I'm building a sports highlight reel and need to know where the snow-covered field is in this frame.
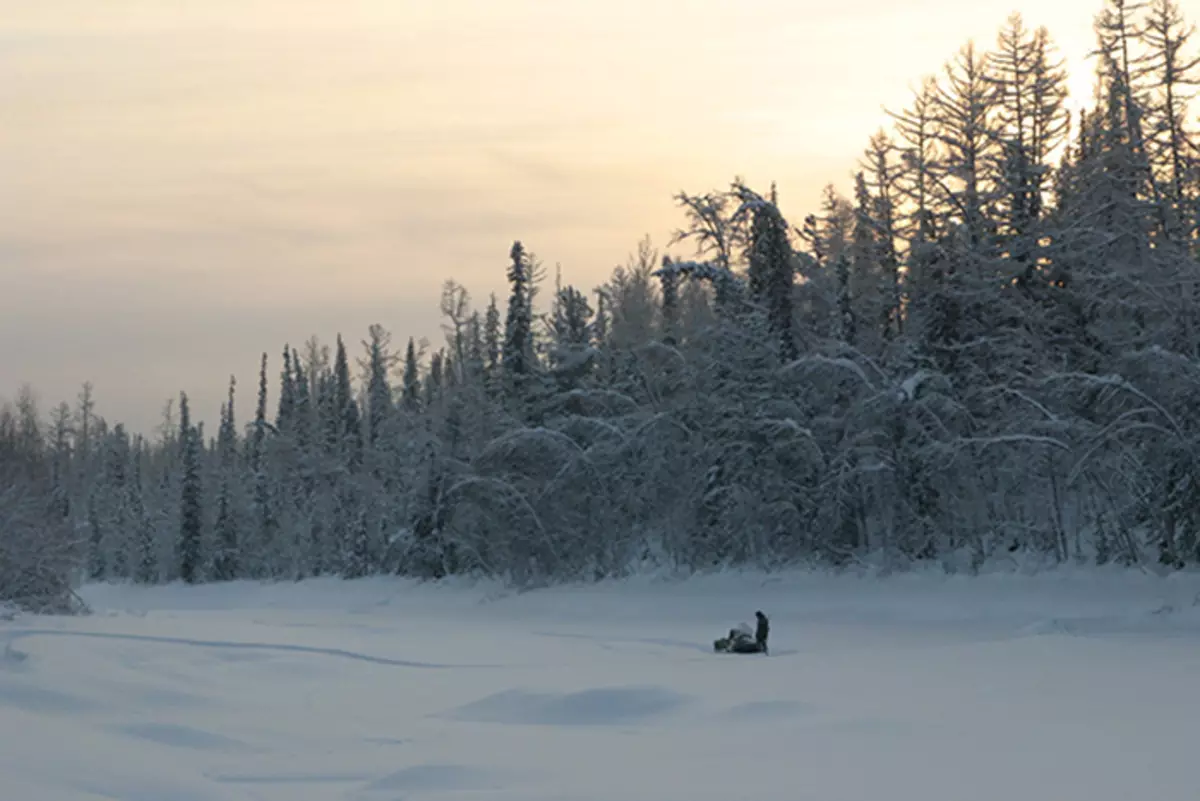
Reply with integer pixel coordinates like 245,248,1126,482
3,568,1200,801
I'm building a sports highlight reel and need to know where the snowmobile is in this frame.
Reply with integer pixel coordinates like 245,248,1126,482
713,622,766,654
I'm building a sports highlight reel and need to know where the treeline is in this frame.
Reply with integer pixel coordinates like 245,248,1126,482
3,0,1200,611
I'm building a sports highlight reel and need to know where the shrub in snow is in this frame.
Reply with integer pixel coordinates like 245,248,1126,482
0,482,87,615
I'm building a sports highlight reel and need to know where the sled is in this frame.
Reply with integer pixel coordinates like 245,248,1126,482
713,638,766,654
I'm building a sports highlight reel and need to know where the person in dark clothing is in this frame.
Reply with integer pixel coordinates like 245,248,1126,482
754,610,769,655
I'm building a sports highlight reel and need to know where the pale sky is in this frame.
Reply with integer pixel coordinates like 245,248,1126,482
2,0,1108,434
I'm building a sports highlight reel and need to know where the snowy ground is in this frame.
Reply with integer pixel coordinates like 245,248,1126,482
3,568,1200,801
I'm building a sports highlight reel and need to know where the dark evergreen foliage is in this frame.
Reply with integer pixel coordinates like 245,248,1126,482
176,393,203,584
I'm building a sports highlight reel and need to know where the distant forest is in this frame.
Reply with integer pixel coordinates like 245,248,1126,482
3,0,1199,611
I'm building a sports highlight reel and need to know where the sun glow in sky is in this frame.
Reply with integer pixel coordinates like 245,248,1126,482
2,0,1108,431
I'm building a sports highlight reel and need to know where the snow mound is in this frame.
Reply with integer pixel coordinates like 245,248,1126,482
1,641,29,668
361,763,513,794
446,685,691,726
114,722,248,751
0,682,97,714
1017,617,1080,636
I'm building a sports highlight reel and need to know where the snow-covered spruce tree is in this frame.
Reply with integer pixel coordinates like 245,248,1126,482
588,238,670,422
397,418,456,578
0,391,85,613
658,257,681,345
300,362,332,576
72,383,102,575
846,172,889,355
0,477,84,614
465,311,486,384
290,351,319,576
483,293,503,395
736,181,798,361
343,503,373,579
860,131,903,341
550,285,594,359
140,397,180,581
424,350,444,411
834,251,856,348
605,237,663,350
546,283,595,392
82,416,109,580
73,382,96,494
358,325,403,573
46,401,72,522
305,353,337,574
659,186,822,567
96,423,139,579
449,299,510,462
401,337,421,414
210,376,240,581
544,268,663,572
1049,55,1156,358
273,344,320,578
502,240,536,410
128,437,158,584
592,288,610,347
176,392,204,584
684,305,819,567
390,347,464,579
277,345,297,434
296,334,368,578
331,335,363,471
245,353,278,577
794,184,855,344
363,324,395,451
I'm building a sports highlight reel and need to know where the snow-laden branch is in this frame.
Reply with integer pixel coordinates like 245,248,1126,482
1041,372,1184,437
779,355,879,392
957,434,1072,452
